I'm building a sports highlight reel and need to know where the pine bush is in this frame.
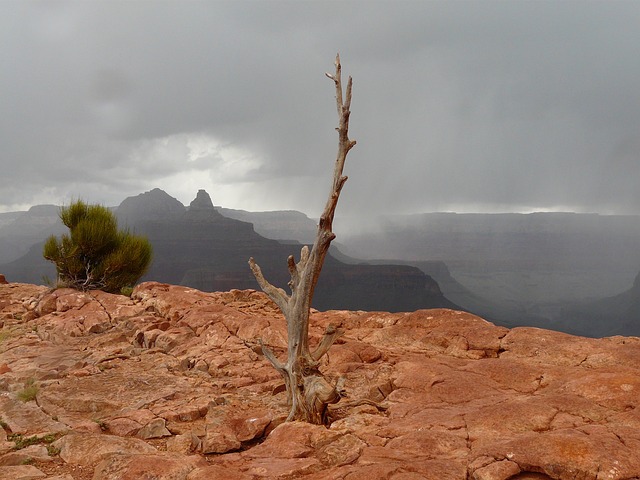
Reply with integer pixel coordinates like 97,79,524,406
43,200,152,293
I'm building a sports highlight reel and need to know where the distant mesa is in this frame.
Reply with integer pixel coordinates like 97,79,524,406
26,204,60,216
107,187,452,313
116,188,186,225
189,189,215,211
117,188,228,225
0,204,65,265
186,189,225,221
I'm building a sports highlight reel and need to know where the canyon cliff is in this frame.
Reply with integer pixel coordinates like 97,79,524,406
3,192,640,336
0,189,456,314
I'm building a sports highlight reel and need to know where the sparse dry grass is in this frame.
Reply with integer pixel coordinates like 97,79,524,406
16,378,39,402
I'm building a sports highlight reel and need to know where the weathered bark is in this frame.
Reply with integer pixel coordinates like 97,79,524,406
248,54,356,424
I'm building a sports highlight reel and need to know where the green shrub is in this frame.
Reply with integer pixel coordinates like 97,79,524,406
43,200,152,294
47,443,61,456
120,286,134,297
9,432,62,451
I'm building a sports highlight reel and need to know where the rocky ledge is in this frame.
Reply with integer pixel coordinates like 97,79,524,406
1,282,640,480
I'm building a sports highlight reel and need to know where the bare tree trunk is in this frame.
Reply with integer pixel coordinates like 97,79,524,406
248,54,356,424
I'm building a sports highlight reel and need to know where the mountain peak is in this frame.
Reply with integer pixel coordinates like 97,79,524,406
117,188,186,225
189,189,215,211
186,189,225,221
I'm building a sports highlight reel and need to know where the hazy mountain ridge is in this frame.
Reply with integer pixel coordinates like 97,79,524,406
0,189,455,314
341,212,640,282
0,211,22,228
2,193,639,336
338,212,640,336
0,205,65,265
560,271,640,337
217,207,318,244
117,187,186,224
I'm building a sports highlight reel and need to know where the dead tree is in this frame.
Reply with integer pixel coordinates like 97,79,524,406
248,55,356,424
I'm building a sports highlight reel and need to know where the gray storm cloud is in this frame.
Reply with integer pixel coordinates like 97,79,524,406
1,0,639,217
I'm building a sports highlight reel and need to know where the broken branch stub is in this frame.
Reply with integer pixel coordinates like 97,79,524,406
248,54,356,424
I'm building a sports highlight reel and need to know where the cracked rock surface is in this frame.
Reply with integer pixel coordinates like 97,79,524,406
1,281,640,479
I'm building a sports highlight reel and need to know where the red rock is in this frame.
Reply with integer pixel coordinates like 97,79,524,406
202,321,231,347
53,432,157,466
53,289,93,312
104,417,142,437
349,341,383,363
166,434,193,454
187,464,253,480
136,417,171,439
510,474,552,479
3,282,640,479
154,326,195,352
0,394,67,436
34,293,57,316
179,303,231,332
93,453,207,480
196,407,272,454
0,275,7,285
499,326,602,366
227,411,272,442
560,370,640,411
385,429,469,460
317,433,366,467
132,282,204,321
235,316,270,343
324,344,362,373
0,464,46,479
465,396,558,444
153,399,208,423
472,459,521,480
200,425,241,454
246,457,320,477
339,464,402,480
88,289,144,320
244,421,334,459
475,427,640,479
0,444,51,466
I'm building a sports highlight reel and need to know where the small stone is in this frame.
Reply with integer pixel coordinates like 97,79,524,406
0,445,51,466
187,465,253,480
92,453,206,480
194,359,209,372
166,434,193,454
53,432,156,466
473,460,521,480
200,425,241,454
137,417,171,439
0,464,46,479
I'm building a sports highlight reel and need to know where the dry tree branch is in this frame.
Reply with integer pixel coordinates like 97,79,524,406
248,54,356,424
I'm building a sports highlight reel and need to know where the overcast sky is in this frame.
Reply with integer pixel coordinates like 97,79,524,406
2,0,640,220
